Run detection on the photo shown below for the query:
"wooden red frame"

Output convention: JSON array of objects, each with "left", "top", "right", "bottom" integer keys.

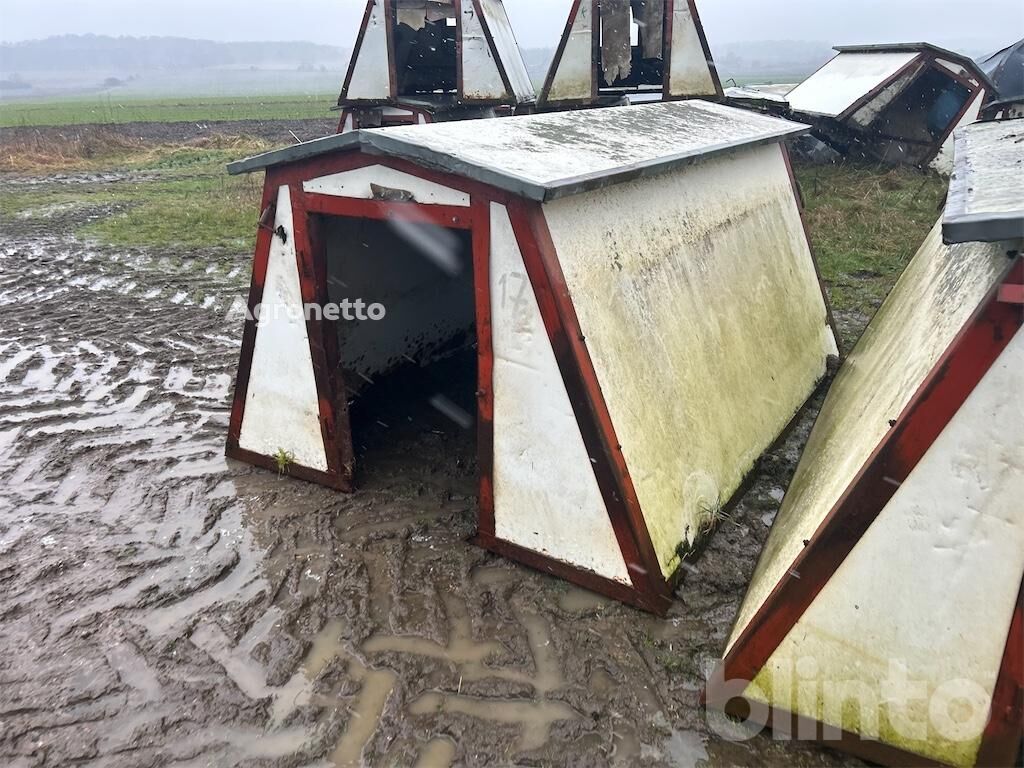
[{"left": 705, "top": 256, "right": 1024, "bottom": 767}]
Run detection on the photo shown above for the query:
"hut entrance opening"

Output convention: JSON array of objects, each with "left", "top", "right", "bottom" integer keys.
[{"left": 320, "top": 213, "right": 479, "bottom": 482}]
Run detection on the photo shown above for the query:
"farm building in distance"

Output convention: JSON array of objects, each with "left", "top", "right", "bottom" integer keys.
[
  {"left": 335, "top": 0, "right": 535, "bottom": 133},
  {"left": 224, "top": 100, "right": 839, "bottom": 612},
  {"left": 708, "top": 115, "right": 1024, "bottom": 768}
]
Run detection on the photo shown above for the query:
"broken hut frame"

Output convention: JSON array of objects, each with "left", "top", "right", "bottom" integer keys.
[
  {"left": 336, "top": 0, "right": 535, "bottom": 133},
  {"left": 706, "top": 115, "right": 1024, "bottom": 767},
  {"left": 783, "top": 43, "right": 992, "bottom": 172},
  {"left": 538, "top": 0, "right": 722, "bottom": 108},
  {"left": 225, "top": 100, "right": 841, "bottom": 614}
]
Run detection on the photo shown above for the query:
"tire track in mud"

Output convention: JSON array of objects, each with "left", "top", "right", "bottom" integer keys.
[{"left": 0, "top": 176, "right": 864, "bottom": 767}]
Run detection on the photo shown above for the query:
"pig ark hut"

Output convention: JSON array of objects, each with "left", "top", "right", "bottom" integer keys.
[
  {"left": 225, "top": 100, "right": 840, "bottom": 613},
  {"left": 707, "top": 117, "right": 1024, "bottom": 766},
  {"left": 784, "top": 43, "right": 992, "bottom": 172},
  {"left": 337, "top": 0, "right": 535, "bottom": 133},
  {"left": 538, "top": 0, "right": 722, "bottom": 108}
]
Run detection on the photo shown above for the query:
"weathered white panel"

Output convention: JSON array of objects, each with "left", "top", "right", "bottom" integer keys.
[
  {"left": 728, "top": 224, "right": 1009, "bottom": 654},
  {"left": 746, "top": 328, "right": 1024, "bottom": 768},
  {"left": 478, "top": 0, "right": 536, "bottom": 102},
  {"left": 239, "top": 186, "right": 329, "bottom": 472},
  {"left": 935, "top": 57, "right": 974, "bottom": 81},
  {"left": 668, "top": 4, "right": 718, "bottom": 97},
  {"left": 544, "top": 0, "right": 594, "bottom": 102},
  {"left": 460, "top": 0, "right": 510, "bottom": 101},
  {"left": 490, "top": 203, "right": 630, "bottom": 584},
  {"left": 345, "top": 0, "right": 392, "bottom": 101},
  {"left": 544, "top": 143, "right": 836, "bottom": 577},
  {"left": 303, "top": 165, "right": 471, "bottom": 206},
  {"left": 930, "top": 89, "right": 984, "bottom": 175},
  {"left": 341, "top": 113, "right": 355, "bottom": 134},
  {"left": 787, "top": 51, "right": 919, "bottom": 117}
]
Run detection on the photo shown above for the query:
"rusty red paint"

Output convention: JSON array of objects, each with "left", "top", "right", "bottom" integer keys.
[
  {"left": 471, "top": 197, "right": 496, "bottom": 539},
  {"left": 303, "top": 194, "right": 474, "bottom": 230}
]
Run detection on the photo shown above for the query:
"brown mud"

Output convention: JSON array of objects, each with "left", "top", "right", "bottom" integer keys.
[{"left": 0, "top": 163, "right": 867, "bottom": 767}]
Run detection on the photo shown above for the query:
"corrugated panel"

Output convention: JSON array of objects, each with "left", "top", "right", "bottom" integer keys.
[
  {"left": 943, "top": 118, "right": 1024, "bottom": 243},
  {"left": 478, "top": 0, "right": 535, "bottom": 103},
  {"left": 726, "top": 221, "right": 1010, "bottom": 656},
  {"left": 786, "top": 51, "right": 920, "bottom": 118},
  {"left": 543, "top": 142, "right": 836, "bottom": 577},
  {"left": 228, "top": 101, "right": 810, "bottom": 201}
]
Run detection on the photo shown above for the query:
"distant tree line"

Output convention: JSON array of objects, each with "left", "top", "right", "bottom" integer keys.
[{"left": 0, "top": 35, "right": 348, "bottom": 72}]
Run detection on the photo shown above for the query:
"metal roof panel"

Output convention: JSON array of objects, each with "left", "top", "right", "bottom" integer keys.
[
  {"left": 228, "top": 100, "right": 809, "bottom": 201},
  {"left": 943, "top": 119, "right": 1024, "bottom": 244}
]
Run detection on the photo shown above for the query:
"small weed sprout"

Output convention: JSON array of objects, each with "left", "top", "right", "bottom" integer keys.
[{"left": 273, "top": 448, "right": 295, "bottom": 475}]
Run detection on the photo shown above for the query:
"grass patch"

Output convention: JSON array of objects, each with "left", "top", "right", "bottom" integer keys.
[
  {"left": 793, "top": 160, "right": 947, "bottom": 316},
  {"left": 0, "top": 93, "right": 336, "bottom": 128},
  {"left": 1, "top": 134, "right": 269, "bottom": 250},
  {"left": 81, "top": 173, "right": 264, "bottom": 250}
]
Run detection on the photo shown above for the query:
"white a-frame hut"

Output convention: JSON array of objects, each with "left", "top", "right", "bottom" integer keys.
[
  {"left": 337, "top": 0, "right": 535, "bottom": 133},
  {"left": 538, "top": 0, "right": 722, "bottom": 108},
  {"left": 707, "top": 117, "right": 1024, "bottom": 767},
  {"left": 225, "top": 101, "right": 839, "bottom": 613}
]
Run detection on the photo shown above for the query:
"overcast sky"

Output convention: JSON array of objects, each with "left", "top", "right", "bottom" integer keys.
[{"left": 0, "top": 0, "right": 1019, "bottom": 53}]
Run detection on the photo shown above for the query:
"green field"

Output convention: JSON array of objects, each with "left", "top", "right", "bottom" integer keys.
[{"left": 0, "top": 93, "right": 339, "bottom": 128}]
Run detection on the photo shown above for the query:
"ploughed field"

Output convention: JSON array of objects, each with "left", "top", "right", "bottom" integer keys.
[{"left": 0, "top": 119, "right": 945, "bottom": 767}]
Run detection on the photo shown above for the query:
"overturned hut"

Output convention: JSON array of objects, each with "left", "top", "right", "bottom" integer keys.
[
  {"left": 224, "top": 100, "right": 839, "bottom": 613},
  {"left": 783, "top": 43, "right": 991, "bottom": 172},
  {"left": 337, "top": 0, "right": 535, "bottom": 133},
  {"left": 978, "top": 39, "right": 1024, "bottom": 121},
  {"left": 537, "top": 0, "right": 722, "bottom": 108},
  {"left": 706, "top": 117, "right": 1024, "bottom": 767}
]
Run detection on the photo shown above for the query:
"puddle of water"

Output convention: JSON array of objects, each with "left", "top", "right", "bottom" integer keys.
[
  {"left": 408, "top": 692, "right": 578, "bottom": 751},
  {"left": 330, "top": 667, "right": 397, "bottom": 767},
  {"left": 557, "top": 586, "right": 611, "bottom": 613},
  {"left": 414, "top": 737, "right": 456, "bottom": 768}
]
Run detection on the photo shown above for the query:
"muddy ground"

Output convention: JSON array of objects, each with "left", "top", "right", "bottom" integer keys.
[
  {"left": 0, "top": 118, "right": 340, "bottom": 148},
  {"left": 0, "top": 122, "right": 868, "bottom": 768}
]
